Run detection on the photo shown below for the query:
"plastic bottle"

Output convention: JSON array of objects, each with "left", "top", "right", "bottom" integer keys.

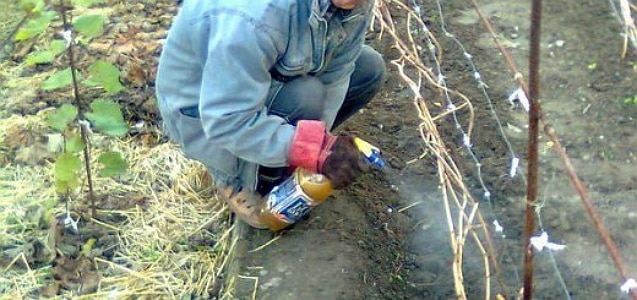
[{"left": 259, "top": 168, "right": 333, "bottom": 231}]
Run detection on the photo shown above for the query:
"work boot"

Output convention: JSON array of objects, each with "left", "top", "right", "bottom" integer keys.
[{"left": 218, "top": 186, "right": 268, "bottom": 229}]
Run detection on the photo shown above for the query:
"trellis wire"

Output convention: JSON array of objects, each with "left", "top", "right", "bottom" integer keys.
[
  {"left": 375, "top": 0, "right": 611, "bottom": 297},
  {"left": 416, "top": 1, "right": 527, "bottom": 294},
  {"left": 537, "top": 178, "right": 572, "bottom": 299},
  {"left": 373, "top": 1, "right": 502, "bottom": 298},
  {"left": 464, "top": 0, "right": 637, "bottom": 298},
  {"left": 415, "top": 0, "right": 531, "bottom": 295}
]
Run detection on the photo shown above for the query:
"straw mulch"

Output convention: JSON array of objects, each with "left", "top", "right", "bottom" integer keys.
[{"left": 0, "top": 112, "right": 236, "bottom": 299}]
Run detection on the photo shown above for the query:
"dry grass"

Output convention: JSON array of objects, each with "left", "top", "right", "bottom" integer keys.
[
  {"left": 0, "top": 0, "right": 24, "bottom": 49},
  {"left": 0, "top": 1, "right": 238, "bottom": 295},
  {"left": 0, "top": 161, "right": 57, "bottom": 298},
  {"left": 617, "top": 0, "right": 637, "bottom": 57},
  {"left": 0, "top": 113, "right": 235, "bottom": 298},
  {"left": 84, "top": 140, "right": 234, "bottom": 299}
]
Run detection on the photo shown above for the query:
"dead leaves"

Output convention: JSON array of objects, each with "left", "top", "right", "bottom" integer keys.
[
  {"left": 124, "top": 60, "right": 147, "bottom": 88},
  {"left": 85, "top": 19, "right": 165, "bottom": 90},
  {"left": 37, "top": 214, "right": 119, "bottom": 297},
  {"left": 3, "top": 121, "right": 54, "bottom": 165},
  {"left": 85, "top": 38, "right": 157, "bottom": 90},
  {"left": 0, "top": 206, "right": 123, "bottom": 297},
  {"left": 95, "top": 193, "right": 148, "bottom": 210},
  {"left": 46, "top": 255, "right": 101, "bottom": 296},
  {"left": 40, "top": 254, "right": 102, "bottom": 297},
  {"left": 4, "top": 123, "right": 42, "bottom": 151},
  {"left": 113, "top": 29, "right": 163, "bottom": 89}
]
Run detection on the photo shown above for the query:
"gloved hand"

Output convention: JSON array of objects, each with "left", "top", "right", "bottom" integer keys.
[
  {"left": 320, "top": 134, "right": 369, "bottom": 188},
  {"left": 288, "top": 120, "right": 368, "bottom": 189}
]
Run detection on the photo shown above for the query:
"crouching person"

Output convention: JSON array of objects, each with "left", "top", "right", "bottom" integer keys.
[{"left": 155, "top": 0, "right": 385, "bottom": 229}]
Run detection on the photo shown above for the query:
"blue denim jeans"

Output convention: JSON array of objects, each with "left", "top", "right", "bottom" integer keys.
[{"left": 265, "top": 46, "right": 385, "bottom": 129}]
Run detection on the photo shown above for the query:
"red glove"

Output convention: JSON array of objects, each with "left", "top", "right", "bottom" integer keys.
[{"left": 288, "top": 120, "right": 367, "bottom": 189}]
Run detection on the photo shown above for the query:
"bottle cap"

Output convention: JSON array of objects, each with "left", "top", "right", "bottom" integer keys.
[{"left": 353, "top": 137, "right": 385, "bottom": 168}]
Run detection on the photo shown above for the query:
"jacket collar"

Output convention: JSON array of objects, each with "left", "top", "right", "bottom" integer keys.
[
  {"left": 314, "top": 0, "right": 332, "bottom": 18},
  {"left": 313, "top": 0, "right": 371, "bottom": 20}
]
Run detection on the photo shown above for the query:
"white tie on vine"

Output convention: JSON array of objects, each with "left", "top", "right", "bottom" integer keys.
[
  {"left": 530, "top": 232, "right": 566, "bottom": 252},
  {"left": 510, "top": 157, "right": 520, "bottom": 178},
  {"left": 62, "top": 30, "right": 72, "bottom": 47},
  {"left": 507, "top": 86, "right": 529, "bottom": 112},
  {"left": 621, "top": 278, "right": 637, "bottom": 294},
  {"left": 493, "top": 220, "right": 504, "bottom": 237},
  {"left": 64, "top": 211, "right": 79, "bottom": 234}
]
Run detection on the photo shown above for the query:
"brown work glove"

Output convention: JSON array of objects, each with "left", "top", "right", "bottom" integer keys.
[
  {"left": 320, "top": 135, "right": 368, "bottom": 188},
  {"left": 288, "top": 120, "right": 368, "bottom": 189}
]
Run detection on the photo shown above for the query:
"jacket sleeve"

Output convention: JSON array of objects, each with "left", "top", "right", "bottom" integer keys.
[{"left": 192, "top": 12, "right": 295, "bottom": 168}]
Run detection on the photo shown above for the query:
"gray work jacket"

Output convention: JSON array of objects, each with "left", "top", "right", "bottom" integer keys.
[{"left": 156, "top": 0, "right": 374, "bottom": 190}]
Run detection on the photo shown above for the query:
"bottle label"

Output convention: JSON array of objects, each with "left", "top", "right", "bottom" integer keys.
[{"left": 266, "top": 174, "right": 314, "bottom": 224}]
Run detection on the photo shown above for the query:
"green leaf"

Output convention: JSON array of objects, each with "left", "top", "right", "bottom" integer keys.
[
  {"left": 55, "top": 176, "right": 79, "bottom": 194},
  {"left": 85, "top": 100, "right": 128, "bottom": 137},
  {"left": 42, "top": 68, "right": 73, "bottom": 90},
  {"left": 26, "top": 50, "right": 54, "bottom": 65},
  {"left": 98, "top": 151, "right": 127, "bottom": 177},
  {"left": 73, "top": 14, "right": 105, "bottom": 41},
  {"left": 46, "top": 104, "right": 78, "bottom": 132},
  {"left": 72, "top": 0, "right": 106, "bottom": 8},
  {"left": 82, "top": 78, "right": 100, "bottom": 87},
  {"left": 50, "top": 40, "right": 67, "bottom": 54},
  {"left": 66, "top": 132, "right": 85, "bottom": 153},
  {"left": 21, "top": 0, "right": 45, "bottom": 14},
  {"left": 55, "top": 153, "right": 81, "bottom": 181},
  {"left": 54, "top": 153, "right": 81, "bottom": 193},
  {"left": 86, "top": 60, "right": 124, "bottom": 94},
  {"left": 622, "top": 95, "right": 637, "bottom": 105},
  {"left": 14, "top": 10, "right": 56, "bottom": 41},
  {"left": 25, "top": 40, "right": 67, "bottom": 65}
]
